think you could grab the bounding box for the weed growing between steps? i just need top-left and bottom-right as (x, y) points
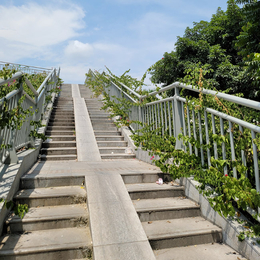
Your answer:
(85, 67), (260, 243)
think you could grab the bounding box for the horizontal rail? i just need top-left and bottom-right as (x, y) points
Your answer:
(24, 77), (39, 97)
(141, 82), (260, 111)
(108, 75), (141, 100)
(0, 72), (23, 87)
(206, 107), (260, 133)
(0, 61), (52, 71)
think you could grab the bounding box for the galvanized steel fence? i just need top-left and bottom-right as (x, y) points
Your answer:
(0, 64), (60, 165)
(89, 69), (260, 195)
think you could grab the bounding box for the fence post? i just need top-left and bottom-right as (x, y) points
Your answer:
(174, 86), (184, 150)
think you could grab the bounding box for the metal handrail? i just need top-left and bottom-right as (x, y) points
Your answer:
(0, 65), (59, 164)
(89, 69), (260, 196)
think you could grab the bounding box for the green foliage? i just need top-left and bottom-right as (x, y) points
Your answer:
(149, 0), (260, 100)
(29, 120), (47, 141)
(87, 66), (260, 242)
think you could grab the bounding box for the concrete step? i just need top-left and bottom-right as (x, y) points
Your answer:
(45, 130), (75, 136)
(41, 147), (77, 155)
(0, 227), (92, 260)
(93, 125), (117, 131)
(6, 204), (88, 233)
(90, 118), (112, 123)
(48, 122), (75, 126)
(49, 118), (74, 122)
(143, 216), (222, 250)
(97, 141), (127, 147)
(47, 125), (75, 130)
(91, 122), (115, 127)
(154, 243), (247, 260)
(95, 135), (124, 141)
(121, 172), (170, 184)
(126, 183), (184, 200)
(21, 174), (84, 189)
(99, 147), (128, 154)
(14, 186), (86, 207)
(45, 135), (76, 141)
(101, 154), (136, 159)
(42, 141), (76, 148)
(40, 154), (77, 161)
(51, 112), (74, 116)
(133, 197), (201, 222)
(94, 130), (121, 136)
(89, 113), (110, 118)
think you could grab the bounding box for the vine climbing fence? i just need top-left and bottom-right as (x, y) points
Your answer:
(0, 62), (60, 165)
(88, 68), (260, 203)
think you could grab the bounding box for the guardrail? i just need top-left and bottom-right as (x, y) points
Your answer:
(0, 61), (53, 75)
(0, 65), (60, 165)
(88, 69), (260, 196)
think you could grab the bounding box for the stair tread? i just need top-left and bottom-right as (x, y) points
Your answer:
(126, 183), (184, 193)
(154, 243), (247, 260)
(40, 154), (77, 160)
(15, 186), (86, 199)
(133, 197), (199, 212)
(7, 204), (88, 223)
(43, 140), (76, 144)
(41, 147), (77, 151)
(142, 216), (222, 240)
(0, 227), (91, 255)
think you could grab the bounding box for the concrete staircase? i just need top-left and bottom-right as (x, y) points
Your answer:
(0, 165), (92, 259)
(79, 85), (135, 159)
(122, 171), (247, 260)
(42, 84), (77, 161)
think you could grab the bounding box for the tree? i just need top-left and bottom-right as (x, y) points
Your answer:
(149, 0), (260, 100)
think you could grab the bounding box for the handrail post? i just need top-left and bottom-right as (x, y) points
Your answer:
(174, 86), (184, 150)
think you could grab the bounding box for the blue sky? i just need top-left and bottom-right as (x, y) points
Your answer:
(0, 0), (229, 86)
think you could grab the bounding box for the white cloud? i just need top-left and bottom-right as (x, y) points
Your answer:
(64, 41), (94, 60)
(0, 2), (85, 63)
(0, 3), (85, 47)
(63, 40), (130, 65)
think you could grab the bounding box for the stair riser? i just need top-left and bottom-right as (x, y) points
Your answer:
(49, 118), (74, 122)
(101, 154), (135, 159)
(97, 142), (127, 147)
(89, 114), (109, 117)
(91, 120), (115, 126)
(149, 231), (223, 250)
(45, 131), (74, 136)
(91, 120), (113, 124)
(15, 196), (86, 207)
(41, 155), (77, 161)
(128, 189), (184, 200)
(93, 126), (117, 131)
(94, 132), (121, 136)
(20, 176), (84, 189)
(41, 149), (77, 155)
(137, 208), (201, 222)
(1, 248), (92, 260)
(42, 142), (76, 148)
(45, 136), (76, 141)
(122, 173), (171, 184)
(99, 148), (126, 154)
(96, 136), (124, 141)
(47, 126), (75, 130)
(48, 122), (75, 126)
(8, 218), (88, 233)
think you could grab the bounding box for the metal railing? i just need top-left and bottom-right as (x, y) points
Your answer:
(88, 69), (260, 196)
(0, 61), (53, 75)
(0, 64), (60, 165)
